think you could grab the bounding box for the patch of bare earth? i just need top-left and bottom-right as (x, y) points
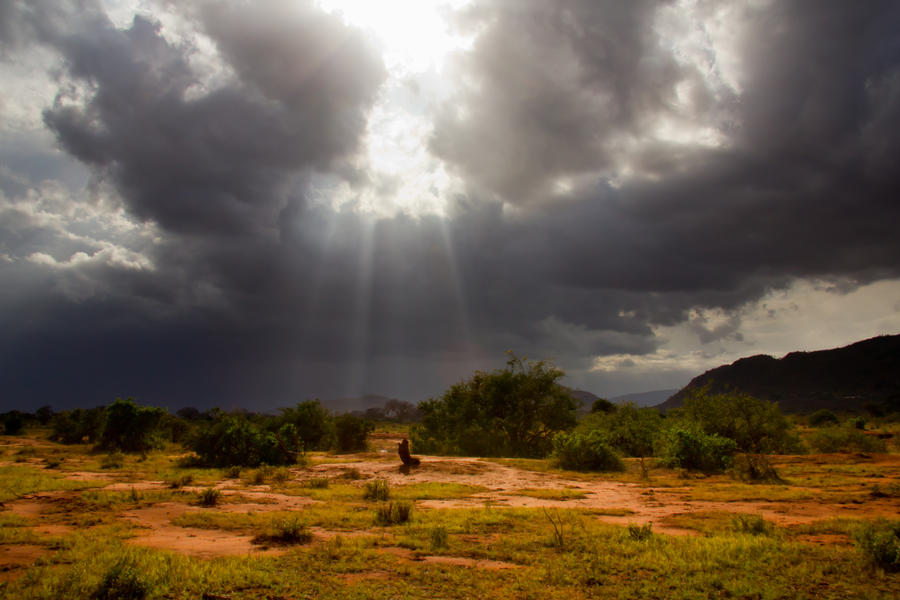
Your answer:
(122, 503), (290, 559)
(0, 544), (49, 582)
(379, 547), (519, 570)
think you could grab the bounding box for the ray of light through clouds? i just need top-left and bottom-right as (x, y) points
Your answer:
(1, 0), (899, 411)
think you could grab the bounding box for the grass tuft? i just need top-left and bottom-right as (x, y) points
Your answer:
(374, 501), (412, 526)
(198, 487), (222, 507)
(363, 478), (390, 501)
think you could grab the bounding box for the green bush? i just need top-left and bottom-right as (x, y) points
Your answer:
(189, 414), (297, 467)
(363, 479), (390, 501)
(94, 558), (147, 600)
(305, 477), (330, 488)
(98, 398), (166, 453)
(656, 425), (737, 472)
(374, 501), (412, 526)
(551, 430), (624, 472)
(808, 427), (886, 453)
(853, 520), (900, 571)
(809, 409), (839, 427)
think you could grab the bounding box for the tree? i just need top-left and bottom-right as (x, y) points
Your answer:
(279, 400), (332, 450)
(411, 353), (578, 458)
(590, 397), (617, 414)
(673, 385), (798, 454)
(98, 398), (166, 453)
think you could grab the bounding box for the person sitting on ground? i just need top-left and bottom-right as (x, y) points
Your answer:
(398, 438), (420, 467)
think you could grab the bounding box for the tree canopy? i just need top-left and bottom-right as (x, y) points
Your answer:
(411, 353), (578, 458)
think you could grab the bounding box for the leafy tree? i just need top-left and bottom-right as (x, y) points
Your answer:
(673, 385), (798, 454)
(189, 413), (297, 467)
(279, 400), (332, 450)
(411, 353), (578, 458)
(98, 398), (166, 453)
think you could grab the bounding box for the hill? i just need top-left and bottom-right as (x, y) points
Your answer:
(658, 334), (900, 413)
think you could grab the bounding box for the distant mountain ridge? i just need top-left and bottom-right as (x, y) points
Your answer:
(658, 334), (900, 413)
(612, 389), (678, 407)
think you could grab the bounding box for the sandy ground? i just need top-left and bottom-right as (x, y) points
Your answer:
(3, 447), (900, 575)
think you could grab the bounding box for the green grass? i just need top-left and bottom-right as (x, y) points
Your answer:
(3, 434), (900, 599)
(0, 465), (108, 502)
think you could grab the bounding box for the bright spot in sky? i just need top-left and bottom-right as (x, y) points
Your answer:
(315, 0), (474, 217)
(316, 0), (473, 74)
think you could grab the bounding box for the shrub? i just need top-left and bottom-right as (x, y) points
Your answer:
(674, 386), (798, 454)
(848, 416), (867, 430)
(853, 520), (900, 571)
(809, 427), (886, 453)
(551, 431), (624, 472)
(627, 523), (653, 541)
(809, 409), (839, 427)
(363, 479), (390, 501)
(199, 487), (222, 507)
(411, 352), (578, 458)
(374, 501), (412, 525)
(731, 514), (772, 535)
(332, 414), (373, 452)
(52, 406), (107, 444)
(189, 414), (296, 467)
(223, 466), (241, 479)
(656, 426), (737, 472)
(95, 558), (147, 600)
(3, 411), (25, 435)
(306, 477), (330, 489)
(167, 474), (193, 489)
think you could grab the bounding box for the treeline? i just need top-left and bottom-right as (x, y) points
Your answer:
(410, 353), (894, 477)
(5, 353), (894, 473)
(3, 397), (418, 467)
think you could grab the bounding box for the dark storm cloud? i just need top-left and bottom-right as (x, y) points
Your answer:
(432, 0), (900, 299)
(2, 0), (900, 410)
(37, 0), (384, 235)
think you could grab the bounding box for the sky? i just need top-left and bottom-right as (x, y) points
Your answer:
(2, 0), (900, 412)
